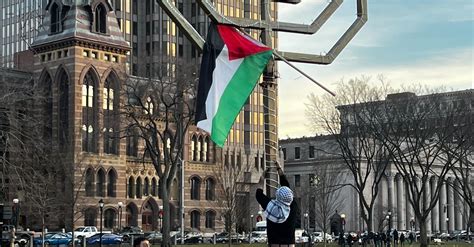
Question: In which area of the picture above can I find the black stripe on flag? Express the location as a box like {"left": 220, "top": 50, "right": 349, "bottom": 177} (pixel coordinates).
{"left": 195, "top": 23, "right": 225, "bottom": 124}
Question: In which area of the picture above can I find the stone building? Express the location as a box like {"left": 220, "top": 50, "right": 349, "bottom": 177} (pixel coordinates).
{"left": 280, "top": 89, "right": 473, "bottom": 234}
{"left": 1, "top": 0, "right": 278, "bottom": 233}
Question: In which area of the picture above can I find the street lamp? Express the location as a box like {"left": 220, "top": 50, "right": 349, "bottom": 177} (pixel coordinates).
{"left": 12, "top": 199, "right": 19, "bottom": 229}
{"left": 446, "top": 218, "right": 449, "bottom": 233}
{"left": 410, "top": 217, "right": 415, "bottom": 231}
{"left": 250, "top": 215, "right": 254, "bottom": 231}
{"left": 340, "top": 214, "right": 346, "bottom": 233}
{"left": 387, "top": 210, "right": 392, "bottom": 231}
{"left": 118, "top": 202, "right": 123, "bottom": 230}
{"left": 159, "top": 205, "right": 163, "bottom": 232}
{"left": 304, "top": 213, "right": 309, "bottom": 231}
{"left": 99, "top": 199, "right": 104, "bottom": 247}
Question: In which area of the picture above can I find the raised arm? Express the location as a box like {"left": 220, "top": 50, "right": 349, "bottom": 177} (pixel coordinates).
{"left": 256, "top": 188, "right": 271, "bottom": 209}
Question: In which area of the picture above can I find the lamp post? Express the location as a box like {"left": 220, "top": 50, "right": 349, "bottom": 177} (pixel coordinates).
{"left": 445, "top": 218, "right": 449, "bottom": 234}
{"left": 387, "top": 210, "right": 392, "bottom": 231}
{"left": 12, "top": 199, "right": 19, "bottom": 229}
{"left": 118, "top": 202, "right": 123, "bottom": 230}
{"left": 99, "top": 199, "right": 104, "bottom": 247}
{"left": 250, "top": 214, "right": 254, "bottom": 231}
{"left": 159, "top": 206, "right": 163, "bottom": 233}
{"left": 410, "top": 217, "right": 415, "bottom": 232}
{"left": 341, "top": 214, "right": 346, "bottom": 233}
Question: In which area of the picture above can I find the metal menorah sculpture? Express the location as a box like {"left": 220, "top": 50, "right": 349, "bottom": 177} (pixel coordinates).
{"left": 157, "top": 0, "right": 367, "bottom": 193}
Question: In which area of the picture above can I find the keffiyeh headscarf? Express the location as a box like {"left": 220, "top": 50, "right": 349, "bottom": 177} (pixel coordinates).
{"left": 264, "top": 186, "right": 293, "bottom": 223}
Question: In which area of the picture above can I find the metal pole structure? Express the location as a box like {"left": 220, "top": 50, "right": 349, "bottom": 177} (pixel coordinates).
{"left": 260, "top": 0, "right": 279, "bottom": 197}
{"left": 179, "top": 158, "right": 184, "bottom": 245}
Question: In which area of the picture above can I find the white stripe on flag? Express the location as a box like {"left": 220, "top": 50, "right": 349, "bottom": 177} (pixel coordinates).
{"left": 197, "top": 46, "right": 244, "bottom": 133}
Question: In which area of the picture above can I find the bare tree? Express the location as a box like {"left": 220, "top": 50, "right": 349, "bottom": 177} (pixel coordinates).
{"left": 438, "top": 95, "right": 473, "bottom": 240}
{"left": 308, "top": 162, "right": 346, "bottom": 245}
{"left": 305, "top": 76, "right": 394, "bottom": 232}
{"left": 213, "top": 152, "right": 246, "bottom": 246}
{"left": 122, "top": 61, "right": 197, "bottom": 247}
{"left": 374, "top": 87, "right": 468, "bottom": 247}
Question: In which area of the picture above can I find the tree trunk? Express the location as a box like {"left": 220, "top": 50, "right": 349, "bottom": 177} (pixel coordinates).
{"left": 419, "top": 220, "right": 428, "bottom": 247}
{"left": 366, "top": 208, "right": 373, "bottom": 232}
{"left": 161, "top": 189, "right": 171, "bottom": 247}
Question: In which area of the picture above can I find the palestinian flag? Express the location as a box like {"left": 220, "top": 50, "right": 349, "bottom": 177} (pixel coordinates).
{"left": 195, "top": 23, "right": 272, "bottom": 147}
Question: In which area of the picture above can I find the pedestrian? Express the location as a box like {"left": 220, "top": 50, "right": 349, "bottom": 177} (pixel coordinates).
{"left": 399, "top": 233, "right": 405, "bottom": 246}
{"left": 408, "top": 232, "right": 414, "bottom": 244}
{"left": 393, "top": 229, "right": 398, "bottom": 246}
{"left": 256, "top": 161, "right": 300, "bottom": 247}
{"left": 140, "top": 238, "right": 150, "bottom": 247}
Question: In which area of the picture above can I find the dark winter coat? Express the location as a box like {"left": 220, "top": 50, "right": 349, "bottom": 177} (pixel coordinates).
{"left": 256, "top": 174, "right": 300, "bottom": 244}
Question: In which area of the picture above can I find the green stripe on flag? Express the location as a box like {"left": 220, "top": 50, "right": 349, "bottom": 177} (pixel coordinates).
{"left": 211, "top": 50, "right": 272, "bottom": 146}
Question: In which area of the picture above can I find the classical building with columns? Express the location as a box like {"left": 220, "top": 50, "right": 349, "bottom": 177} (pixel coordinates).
{"left": 281, "top": 89, "right": 473, "bottom": 234}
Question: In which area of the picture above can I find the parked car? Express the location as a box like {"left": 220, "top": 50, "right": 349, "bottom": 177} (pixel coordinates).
{"left": 33, "top": 233, "right": 77, "bottom": 246}
{"left": 144, "top": 232, "right": 162, "bottom": 244}
{"left": 250, "top": 231, "right": 267, "bottom": 243}
{"left": 118, "top": 226, "right": 144, "bottom": 242}
{"left": 183, "top": 235, "right": 203, "bottom": 244}
{"left": 215, "top": 233, "right": 245, "bottom": 244}
{"left": 86, "top": 233, "right": 123, "bottom": 245}
{"left": 312, "top": 232, "right": 332, "bottom": 243}
{"left": 73, "top": 226, "right": 111, "bottom": 239}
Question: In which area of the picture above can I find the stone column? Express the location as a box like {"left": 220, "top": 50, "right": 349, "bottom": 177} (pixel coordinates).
{"left": 439, "top": 181, "right": 448, "bottom": 233}
{"left": 454, "top": 179, "right": 463, "bottom": 230}
{"left": 406, "top": 180, "right": 414, "bottom": 231}
{"left": 397, "top": 175, "right": 405, "bottom": 230}
{"left": 447, "top": 178, "right": 455, "bottom": 233}
{"left": 387, "top": 173, "right": 395, "bottom": 229}
{"left": 431, "top": 177, "right": 439, "bottom": 233}
{"left": 424, "top": 178, "right": 432, "bottom": 234}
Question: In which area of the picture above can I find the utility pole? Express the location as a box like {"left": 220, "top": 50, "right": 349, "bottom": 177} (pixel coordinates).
{"left": 158, "top": 0, "right": 367, "bottom": 221}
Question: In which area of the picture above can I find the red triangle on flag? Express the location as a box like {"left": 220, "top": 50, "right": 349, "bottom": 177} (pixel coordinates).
{"left": 217, "top": 24, "right": 272, "bottom": 60}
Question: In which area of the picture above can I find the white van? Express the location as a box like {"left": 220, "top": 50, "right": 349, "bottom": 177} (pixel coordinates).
{"left": 255, "top": 221, "right": 267, "bottom": 231}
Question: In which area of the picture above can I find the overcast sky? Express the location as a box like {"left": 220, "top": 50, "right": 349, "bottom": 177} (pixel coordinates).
{"left": 276, "top": 0, "right": 473, "bottom": 138}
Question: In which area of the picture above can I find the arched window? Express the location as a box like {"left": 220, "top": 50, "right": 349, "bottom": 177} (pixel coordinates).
{"left": 128, "top": 176, "right": 135, "bottom": 198}
{"left": 190, "top": 177, "right": 201, "bottom": 200}
{"left": 96, "top": 169, "right": 105, "bottom": 197}
{"left": 144, "top": 177, "right": 150, "bottom": 196}
{"left": 144, "top": 97, "right": 154, "bottom": 115}
{"left": 190, "top": 211, "right": 200, "bottom": 229}
{"left": 107, "top": 170, "right": 117, "bottom": 197}
{"left": 41, "top": 73, "right": 53, "bottom": 143}
{"left": 50, "top": 3, "right": 60, "bottom": 33}
{"left": 82, "top": 71, "right": 98, "bottom": 153}
{"left": 194, "top": 136, "right": 200, "bottom": 161}
{"left": 205, "top": 178, "right": 215, "bottom": 201}
{"left": 199, "top": 136, "right": 205, "bottom": 162}
{"left": 85, "top": 168, "right": 94, "bottom": 197}
{"left": 126, "top": 127, "right": 138, "bottom": 157}
{"left": 84, "top": 208, "right": 97, "bottom": 226}
{"left": 198, "top": 137, "right": 203, "bottom": 162}
{"left": 191, "top": 136, "right": 197, "bottom": 161}
{"left": 95, "top": 4, "right": 107, "bottom": 33}
{"left": 202, "top": 137, "right": 209, "bottom": 162}
{"left": 151, "top": 178, "right": 157, "bottom": 196}
{"left": 104, "top": 209, "right": 116, "bottom": 229}
{"left": 58, "top": 70, "right": 69, "bottom": 150}
{"left": 136, "top": 177, "right": 142, "bottom": 198}
{"left": 205, "top": 211, "right": 216, "bottom": 229}
{"left": 103, "top": 74, "right": 119, "bottom": 154}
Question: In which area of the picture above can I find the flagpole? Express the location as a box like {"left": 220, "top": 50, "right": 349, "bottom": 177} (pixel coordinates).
{"left": 273, "top": 51, "right": 336, "bottom": 97}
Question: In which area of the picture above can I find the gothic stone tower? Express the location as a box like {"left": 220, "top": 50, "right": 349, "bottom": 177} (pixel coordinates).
{"left": 31, "top": 0, "right": 130, "bottom": 230}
